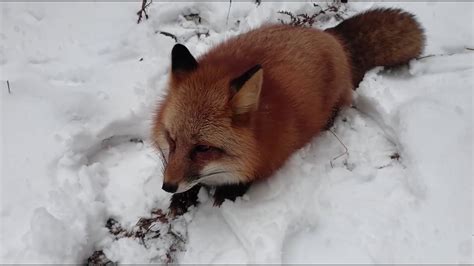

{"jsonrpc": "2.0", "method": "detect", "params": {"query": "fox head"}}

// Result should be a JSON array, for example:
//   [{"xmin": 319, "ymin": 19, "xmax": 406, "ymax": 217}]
[{"xmin": 152, "ymin": 44, "xmax": 263, "ymax": 193}]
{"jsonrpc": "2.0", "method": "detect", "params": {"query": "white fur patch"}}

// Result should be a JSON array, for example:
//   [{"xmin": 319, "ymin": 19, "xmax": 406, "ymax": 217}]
[
  {"xmin": 176, "ymin": 181, "xmax": 198, "ymax": 193},
  {"xmin": 175, "ymin": 163, "xmax": 245, "ymax": 193},
  {"xmin": 197, "ymin": 163, "xmax": 242, "ymax": 186}
]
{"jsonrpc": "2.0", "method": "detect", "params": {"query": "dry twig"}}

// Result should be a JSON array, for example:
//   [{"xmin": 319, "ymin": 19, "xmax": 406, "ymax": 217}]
[
  {"xmin": 137, "ymin": 0, "xmax": 152, "ymax": 24},
  {"xmin": 226, "ymin": 0, "xmax": 232, "ymax": 27},
  {"xmin": 158, "ymin": 31, "xmax": 178, "ymax": 42},
  {"xmin": 329, "ymin": 129, "xmax": 349, "ymax": 168},
  {"xmin": 6, "ymin": 80, "xmax": 11, "ymax": 94},
  {"xmin": 278, "ymin": 1, "xmax": 347, "ymax": 27}
]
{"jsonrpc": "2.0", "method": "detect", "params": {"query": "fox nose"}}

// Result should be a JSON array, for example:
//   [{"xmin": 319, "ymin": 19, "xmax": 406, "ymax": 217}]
[{"xmin": 162, "ymin": 182, "xmax": 178, "ymax": 193}]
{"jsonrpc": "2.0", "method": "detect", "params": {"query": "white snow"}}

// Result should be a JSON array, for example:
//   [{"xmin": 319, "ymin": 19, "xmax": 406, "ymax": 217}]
[{"xmin": 1, "ymin": 1, "xmax": 472, "ymax": 264}]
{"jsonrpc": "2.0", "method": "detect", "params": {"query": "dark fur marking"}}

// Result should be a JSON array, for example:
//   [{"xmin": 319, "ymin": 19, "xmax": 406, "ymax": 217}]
[
  {"xmin": 230, "ymin": 64, "xmax": 262, "ymax": 92},
  {"xmin": 169, "ymin": 184, "xmax": 201, "ymax": 216},
  {"xmin": 213, "ymin": 182, "xmax": 252, "ymax": 206},
  {"xmin": 324, "ymin": 106, "xmax": 340, "ymax": 130},
  {"xmin": 171, "ymin": 44, "xmax": 198, "ymax": 73}
]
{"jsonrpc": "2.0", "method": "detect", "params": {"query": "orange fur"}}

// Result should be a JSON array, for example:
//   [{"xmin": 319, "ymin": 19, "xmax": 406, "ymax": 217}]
[{"xmin": 152, "ymin": 8, "xmax": 424, "ymax": 193}]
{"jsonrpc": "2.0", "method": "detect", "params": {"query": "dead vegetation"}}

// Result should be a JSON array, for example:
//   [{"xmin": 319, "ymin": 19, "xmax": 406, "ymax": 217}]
[
  {"xmin": 87, "ymin": 209, "xmax": 186, "ymax": 265},
  {"xmin": 137, "ymin": 0, "xmax": 152, "ymax": 24},
  {"xmin": 278, "ymin": 1, "xmax": 348, "ymax": 27}
]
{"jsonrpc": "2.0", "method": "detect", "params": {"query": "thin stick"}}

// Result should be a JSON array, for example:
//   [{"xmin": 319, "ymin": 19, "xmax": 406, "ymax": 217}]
[
  {"xmin": 158, "ymin": 31, "xmax": 178, "ymax": 42},
  {"xmin": 329, "ymin": 129, "xmax": 348, "ymax": 168},
  {"xmin": 6, "ymin": 80, "xmax": 11, "ymax": 94},
  {"xmin": 137, "ymin": 0, "xmax": 152, "ymax": 24},
  {"xmin": 418, "ymin": 48, "xmax": 474, "ymax": 60},
  {"xmin": 226, "ymin": 0, "xmax": 232, "ymax": 27}
]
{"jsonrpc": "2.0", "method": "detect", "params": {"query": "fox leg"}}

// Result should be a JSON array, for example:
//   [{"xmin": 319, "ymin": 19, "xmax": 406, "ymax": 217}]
[
  {"xmin": 168, "ymin": 184, "xmax": 201, "ymax": 216},
  {"xmin": 213, "ymin": 182, "xmax": 252, "ymax": 206}
]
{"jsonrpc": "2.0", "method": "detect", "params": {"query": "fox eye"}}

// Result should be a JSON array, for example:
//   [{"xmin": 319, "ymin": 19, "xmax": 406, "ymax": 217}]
[
  {"xmin": 191, "ymin": 145, "xmax": 222, "ymax": 161},
  {"xmin": 194, "ymin": 145, "xmax": 211, "ymax": 153}
]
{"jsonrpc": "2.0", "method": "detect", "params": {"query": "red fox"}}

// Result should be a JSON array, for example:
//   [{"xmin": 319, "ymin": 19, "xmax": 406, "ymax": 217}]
[{"xmin": 152, "ymin": 8, "xmax": 424, "ymax": 214}]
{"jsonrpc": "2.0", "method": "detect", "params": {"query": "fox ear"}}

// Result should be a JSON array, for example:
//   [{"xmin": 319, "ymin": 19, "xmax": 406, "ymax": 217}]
[
  {"xmin": 171, "ymin": 44, "xmax": 198, "ymax": 77},
  {"xmin": 230, "ymin": 65, "xmax": 263, "ymax": 115}
]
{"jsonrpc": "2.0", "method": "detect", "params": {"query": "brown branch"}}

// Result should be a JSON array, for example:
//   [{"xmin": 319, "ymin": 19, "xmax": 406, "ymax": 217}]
[{"xmin": 137, "ymin": 0, "xmax": 152, "ymax": 24}]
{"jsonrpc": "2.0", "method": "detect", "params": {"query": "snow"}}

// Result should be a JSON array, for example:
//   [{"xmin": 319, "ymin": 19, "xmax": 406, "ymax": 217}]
[{"xmin": 1, "ymin": 1, "xmax": 472, "ymax": 264}]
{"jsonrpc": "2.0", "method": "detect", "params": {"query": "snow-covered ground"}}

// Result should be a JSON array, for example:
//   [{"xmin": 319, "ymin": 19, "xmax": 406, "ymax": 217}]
[{"xmin": 1, "ymin": 1, "xmax": 472, "ymax": 264}]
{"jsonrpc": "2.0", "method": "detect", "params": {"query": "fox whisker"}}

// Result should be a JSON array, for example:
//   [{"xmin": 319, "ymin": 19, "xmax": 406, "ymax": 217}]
[
  {"xmin": 191, "ymin": 169, "xmax": 247, "ymax": 182},
  {"xmin": 157, "ymin": 146, "xmax": 168, "ymax": 167}
]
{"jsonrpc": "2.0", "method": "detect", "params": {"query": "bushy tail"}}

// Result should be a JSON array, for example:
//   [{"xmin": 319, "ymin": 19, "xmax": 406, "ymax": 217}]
[{"xmin": 326, "ymin": 8, "xmax": 425, "ymax": 86}]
